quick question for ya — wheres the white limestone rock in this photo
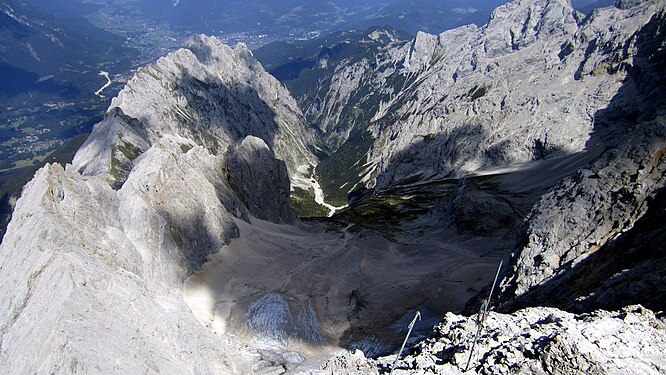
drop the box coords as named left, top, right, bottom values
left=0, top=32, right=315, bottom=375
left=397, top=305, right=666, bottom=375
left=73, top=34, right=317, bottom=188
left=0, top=163, right=249, bottom=374
left=496, top=4, right=666, bottom=310
left=310, top=305, right=666, bottom=374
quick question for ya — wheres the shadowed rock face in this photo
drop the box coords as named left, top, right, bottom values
left=495, top=7, right=666, bottom=313
left=295, top=0, right=663, bottom=202
left=225, top=136, right=296, bottom=224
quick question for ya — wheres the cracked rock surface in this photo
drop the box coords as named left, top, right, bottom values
left=307, top=305, right=666, bottom=374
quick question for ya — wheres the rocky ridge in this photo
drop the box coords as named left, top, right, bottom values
left=496, top=3, right=666, bottom=312
left=0, top=159, right=250, bottom=373
left=301, top=0, right=663, bottom=200
left=0, top=35, right=308, bottom=373
left=310, top=305, right=666, bottom=374
left=72, top=34, right=317, bottom=189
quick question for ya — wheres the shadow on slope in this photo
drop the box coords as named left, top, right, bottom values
left=103, top=65, right=287, bottom=190
left=504, top=185, right=666, bottom=314
left=337, top=120, right=580, bottom=236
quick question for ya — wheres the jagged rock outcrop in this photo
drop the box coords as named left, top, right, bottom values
left=73, top=34, right=317, bottom=188
left=306, top=305, right=666, bottom=374
left=0, top=161, right=250, bottom=374
left=497, top=5, right=666, bottom=312
left=498, top=118, right=666, bottom=311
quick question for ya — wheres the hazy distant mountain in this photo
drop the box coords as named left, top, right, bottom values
left=140, top=0, right=401, bottom=32
left=21, top=0, right=616, bottom=45
left=572, top=0, right=616, bottom=13
left=346, top=0, right=510, bottom=34
left=122, top=0, right=616, bottom=35
left=0, top=0, right=134, bottom=96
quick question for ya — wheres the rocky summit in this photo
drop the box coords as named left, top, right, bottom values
left=0, top=0, right=665, bottom=374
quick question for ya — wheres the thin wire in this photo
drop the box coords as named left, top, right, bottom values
left=390, top=310, right=421, bottom=374
left=464, top=260, right=503, bottom=372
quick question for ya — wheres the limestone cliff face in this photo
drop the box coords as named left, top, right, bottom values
left=497, top=6, right=666, bottom=312
left=309, top=0, right=663, bottom=196
left=301, top=0, right=666, bottom=315
left=225, top=136, right=296, bottom=224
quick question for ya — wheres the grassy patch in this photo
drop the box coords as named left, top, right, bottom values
left=336, top=178, right=459, bottom=236
left=290, top=187, right=329, bottom=218
left=201, top=131, right=220, bottom=154
left=109, top=140, right=141, bottom=188
left=117, top=140, right=141, bottom=161
left=180, top=143, right=194, bottom=153
left=316, top=130, right=374, bottom=204
left=109, top=153, right=123, bottom=182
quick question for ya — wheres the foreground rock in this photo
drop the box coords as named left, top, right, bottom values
left=307, top=305, right=666, bottom=374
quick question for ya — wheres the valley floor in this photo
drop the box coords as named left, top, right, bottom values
left=182, top=149, right=609, bottom=372
left=183, top=216, right=500, bottom=372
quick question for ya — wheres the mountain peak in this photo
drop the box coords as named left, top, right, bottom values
left=75, top=35, right=316, bottom=188
left=484, top=0, right=581, bottom=53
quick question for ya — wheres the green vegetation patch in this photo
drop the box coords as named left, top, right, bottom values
left=316, top=130, right=375, bottom=205
left=109, top=153, right=123, bottom=182
left=290, top=187, right=329, bottom=218
left=180, top=143, right=194, bottom=154
left=109, top=140, right=142, bottom=188
left=200, top=131, right=220, bottom=155
left=336, top=178, right=459, bottom=235
left=117, top=140, right=142, bottom=161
